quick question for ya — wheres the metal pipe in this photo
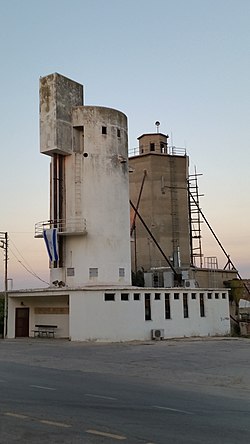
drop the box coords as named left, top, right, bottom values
left=129, top=200, right=180, bottom=280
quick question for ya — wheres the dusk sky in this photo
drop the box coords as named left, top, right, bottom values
left=0, top=0, right=249, bottom=289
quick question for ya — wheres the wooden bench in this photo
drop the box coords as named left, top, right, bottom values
left=33, top=324, right=57, bottom=338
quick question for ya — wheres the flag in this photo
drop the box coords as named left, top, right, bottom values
left=43, top=228, right=59, bottom=262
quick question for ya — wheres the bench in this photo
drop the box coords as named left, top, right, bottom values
left=33, top=324, right=57, bottom=338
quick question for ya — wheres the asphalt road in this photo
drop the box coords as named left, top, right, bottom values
left=0, top=338, right=250, bottom=443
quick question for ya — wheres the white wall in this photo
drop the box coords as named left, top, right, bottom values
left=51, top=105, right=132, bottom=287
left=69, top=288, right=230, bottom=341
left=7, top=294, right=69, bottom=338
left=7, top=287, right=230, bottom=341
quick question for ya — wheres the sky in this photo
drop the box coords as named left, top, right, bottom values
left=0, top=0, right=249, bottom=289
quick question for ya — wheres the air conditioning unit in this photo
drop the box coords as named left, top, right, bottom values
left=184, top=279, right=197, bottom=288
left=151, top=329, right=164, bottom=340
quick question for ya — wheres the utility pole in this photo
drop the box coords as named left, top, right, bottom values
left=0, top=232, right=8, bottom=338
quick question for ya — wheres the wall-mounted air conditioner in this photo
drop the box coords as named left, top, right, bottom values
left=184, top=279, right=197, bottom=288
left=151, top=329, right=164, bottom=340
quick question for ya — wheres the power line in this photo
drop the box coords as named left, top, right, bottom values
left=8, top=237, right=49, bottom=285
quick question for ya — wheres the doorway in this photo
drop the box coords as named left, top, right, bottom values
left=15, top=307, right=29, bottom=337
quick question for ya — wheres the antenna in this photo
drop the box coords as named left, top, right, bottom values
left=155, top=121, right=160, bottom=133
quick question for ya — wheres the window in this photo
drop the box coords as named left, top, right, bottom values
left=144, top=293, right=151, bottom=321
left=89, top=268, right=98, bottom=278
left=150, top=143, right=155, bottom=151
left=104, top=293, right=115, bottom=301
left=215, top=293, right=219, bottom=299
left=174, top=293, right=179, bottom=300
left=102, top=126, right=107, bottom=134
left=154, top=293, right=161, bottom=300
left=119, top=267, right=125, bottom=277
left=133, top=293, right=140, bottom=301
left=222, top=293, right=227, bottom=299
left=165, top=293, right=171, bottom=319
left=117, top=128, right=121, bottom=137
left=207, top=293, right=212, bottom=299
left=67, top=267, right=75, bottom=277
left=191, top=293, right=196, bottom=300
left=121, top=293, right=129, bottom=301
left=183, top=293, right=189, bottom=318
left=200, top=293, right=205, bottom=317
left=160, top=142, right=165, bottom=153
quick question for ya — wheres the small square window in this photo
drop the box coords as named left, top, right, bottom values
left=102, top=126, right=107, bottom=134
left=121, top=293, right=129, bottom=301
left=104, top=293, right=115, bottom=301
left=89, top=267, right=98, bottom=278
left=154, top=293, right=161, bottom=300
left=215, top=293, right=219, bottom=299
left=191, top=293, right=196, bottom=300
left=174, top=293, right=179, bottom=300
left=207, top=293, right=212, bottom=299
left=133, top=293, right=140, bottom=301
left=67, top=267, right=75, bottom=277
left=222, top=293, right=227, bottom=299
left=119, top=267, right=125, bottom=277
left=117, top=128, right=121, bottom=137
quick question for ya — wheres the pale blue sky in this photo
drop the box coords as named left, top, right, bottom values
left=0, top=0, right=249, bottom=289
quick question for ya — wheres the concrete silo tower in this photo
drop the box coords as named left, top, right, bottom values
left=37, top=73, right=131, bottom=287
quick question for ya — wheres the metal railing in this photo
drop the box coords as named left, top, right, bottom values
left=35, top=218, right=87, bottom=238
left=128, top=146, right=186, bottom=158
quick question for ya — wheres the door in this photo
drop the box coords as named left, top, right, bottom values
left=15, top=308, right=29, bottom=337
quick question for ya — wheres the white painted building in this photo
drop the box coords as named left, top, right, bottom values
left=5, top=73, right=231, bottom=341
left=7, top=288, right=230, bottom=341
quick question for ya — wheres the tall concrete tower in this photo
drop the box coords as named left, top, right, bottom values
left=37, top=73, right=131, bottom=287
left=129, top=132, right=191, bottom=274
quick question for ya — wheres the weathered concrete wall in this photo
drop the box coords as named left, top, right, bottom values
left=129, top=152, right=190, bottom=271
left=40, top=73, right=83, bottom=156
left=52, top=105, right=131, bottom=286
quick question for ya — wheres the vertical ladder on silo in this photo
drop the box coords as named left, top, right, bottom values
left=188, top=171, right=203, bottom=267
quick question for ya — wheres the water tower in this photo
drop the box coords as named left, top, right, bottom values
left=36, top=73, right=131, bottom=287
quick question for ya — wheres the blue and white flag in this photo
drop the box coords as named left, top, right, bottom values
left=43, top=228, right=59, bottom=262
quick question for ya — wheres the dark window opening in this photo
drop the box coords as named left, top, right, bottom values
left=215, top=293, right=219, bottom=299
left=121, top=293, right=129, bottom=301
left=154, top=293, right=161, bottom=300
left=165, top=293, right=171, bottom=319
left=150, top=143, right=155, bottom=151
left=200, top=293, right=205, bottom=317
left=191, top=293, right=196, bottom=299
left=102, top=126, right=107, bottom=134
left=117, top=128, right=121, bottom=137
left=104, top=293, right=115, bottom=301
left=222, top=293, right=227, bottom=299
left=174, top=293, right=179, bottom=300
left=183, top=293, right=189, bottom=318
left=144, top=293, right=151, bottom=321
left=133, top=293, right=140, bottom=301
left=207, top=293, right=212, bottom=299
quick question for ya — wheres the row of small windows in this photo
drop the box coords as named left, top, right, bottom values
left=102, top=126, right=121, bottom=137
left=104, top=292, right=228, bottom=321
left=74, top=125, right=121, bottom=138
left=104, top=292, right=227, bottom=301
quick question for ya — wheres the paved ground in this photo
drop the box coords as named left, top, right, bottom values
left=0, top=337, right=249, bottom=443
left=0, top=336, right=250, bottom=398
